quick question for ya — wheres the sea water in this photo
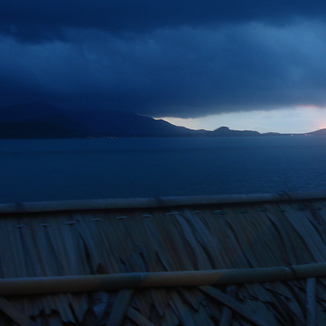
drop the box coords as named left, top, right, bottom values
left=0, top=136, right=326, bottom=203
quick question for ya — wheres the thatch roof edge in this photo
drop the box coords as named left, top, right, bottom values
left=0, top=190, right=326, bottom=214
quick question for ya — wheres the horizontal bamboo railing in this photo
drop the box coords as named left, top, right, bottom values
left=0, top=190, right=326, bottom=213
left=1, top=263, right=326, bottom=296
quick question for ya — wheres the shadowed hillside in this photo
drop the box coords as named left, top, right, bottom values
left=0, top=102, right=324, bottom=138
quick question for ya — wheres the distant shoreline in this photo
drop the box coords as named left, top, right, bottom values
left=0, top=102, right=325, bottom=139
left=0, top=133, right=324, bottom=140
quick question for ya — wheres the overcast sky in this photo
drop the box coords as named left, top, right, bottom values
left=1, top=1, right=326, bottom=132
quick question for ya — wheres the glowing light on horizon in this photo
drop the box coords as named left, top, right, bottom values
left=156, top=106, right=326, bottom=134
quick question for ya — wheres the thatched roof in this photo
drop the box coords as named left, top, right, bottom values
left=1, top=192, right=326, bottom=325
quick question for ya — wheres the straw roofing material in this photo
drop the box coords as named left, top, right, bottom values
left=0, top=192, right=326, bottom=325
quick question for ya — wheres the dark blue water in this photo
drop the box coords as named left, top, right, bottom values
left=0, top=136, right=326, bottom=203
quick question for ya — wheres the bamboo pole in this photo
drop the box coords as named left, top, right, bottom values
left=1, top=190, right=326, bottom=214
left=1, top=263, right=326, bottom=296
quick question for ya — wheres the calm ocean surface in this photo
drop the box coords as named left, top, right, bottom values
left=1, top=136, right=326, bottom=203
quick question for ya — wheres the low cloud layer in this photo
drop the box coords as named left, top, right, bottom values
left=1, top=1, right=326, bottom=118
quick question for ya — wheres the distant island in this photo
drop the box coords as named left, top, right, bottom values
left=0, top=102, right=324, bottom=138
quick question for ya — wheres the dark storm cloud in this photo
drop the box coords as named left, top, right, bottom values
left=1, top=0, right=326, bottom=42
left=1, top=1, right=326, bottom=117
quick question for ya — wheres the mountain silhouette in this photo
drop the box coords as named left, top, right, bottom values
left=0, top=102, right=324, bottom=138
left=0, top=102, right=197, bottom=138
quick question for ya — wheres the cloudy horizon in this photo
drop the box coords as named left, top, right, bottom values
left=159, top=106, right=326, bottom=133
left=1, top=1, right=326, bottom=132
